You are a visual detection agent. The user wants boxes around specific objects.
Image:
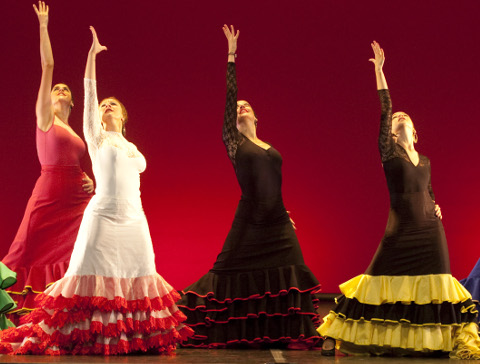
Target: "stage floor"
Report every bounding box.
[0,349,459,363]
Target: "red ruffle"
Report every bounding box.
[1,323,193,355]
[0,306,194,355]
[33,289,180,314]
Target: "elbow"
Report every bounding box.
[41,61,54,69]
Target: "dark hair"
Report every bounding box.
[100,97,128,136]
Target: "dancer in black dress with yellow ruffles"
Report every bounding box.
[177,25,321,349]
[318,41,480,359]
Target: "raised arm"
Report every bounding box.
[221,24,242,165]
[370,41,394,162]
[33,1,54,131]
[83,26,107,150]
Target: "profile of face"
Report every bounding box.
[392,111,416,142]
[99,98,124,130]
[237,100,257,127]
[51,83,73,109]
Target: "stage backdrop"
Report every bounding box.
[1,0,479,293]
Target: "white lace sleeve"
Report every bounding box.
[84,78,105,160]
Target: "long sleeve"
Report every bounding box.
[222,62,243,166]
[378,89,395,163]
[83,78,104,160]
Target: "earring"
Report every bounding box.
[413,132,418,143]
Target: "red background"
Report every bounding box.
[1,0,479,293]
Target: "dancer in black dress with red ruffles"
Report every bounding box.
[318,41,480,359]
[177,25,321,349]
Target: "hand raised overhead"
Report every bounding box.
[33,1,49,27]
[222,24,240,54]
[89,26,107,56]
[369,40,385,71]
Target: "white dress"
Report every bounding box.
[0,79,193,355]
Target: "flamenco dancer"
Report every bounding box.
[177,25,321,349]
[461,260,480,311]
[318,41,480,359]
[2,1,93,322]
[0,26,193,354]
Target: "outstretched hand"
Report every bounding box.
[223,24,239,54]
[89,26,107,56]
[369,40,385,71]
[33,1,49,27]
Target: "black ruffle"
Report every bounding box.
[177,264,321,347]
[333,295,478,326]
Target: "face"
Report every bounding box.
[392,111,415,139]
[99,98,124,129]
[237,100,256,122]
[51,84,73,106]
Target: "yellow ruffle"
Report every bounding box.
[319,311,480,357]
[340,274,473,305]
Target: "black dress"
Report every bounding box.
[177,62,321,348]
[318,89,480,359]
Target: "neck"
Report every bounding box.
[53,105,70,124]
[237,122,257,141]
[103,119,122,133]
[397,137,415,152]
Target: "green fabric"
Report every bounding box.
[0,262,17,329]
[0,315,15,330]
[0,262,16,289]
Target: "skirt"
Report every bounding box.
[2,165,91,318]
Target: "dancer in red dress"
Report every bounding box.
[2,1,93,322]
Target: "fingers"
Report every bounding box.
[33,4,39,15]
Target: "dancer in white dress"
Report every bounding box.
[0,26,193,355]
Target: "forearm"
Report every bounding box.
[375,69,388,90]
[84,50,96,80]
[39,24,54,68]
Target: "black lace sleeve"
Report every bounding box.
[378,89,396,162]
[222,62,243,166]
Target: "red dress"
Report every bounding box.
[2,123,91,320]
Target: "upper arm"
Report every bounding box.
[378,89,395,162]
[35,65,54,131]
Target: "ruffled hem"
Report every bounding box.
[319,311,480,356]
[0,324,193,355]
[181,333,321,348]
[178,265,320,347]
[5,261,69,315]
[341,274,472,305]
[181,265,321,303]
[34,274,180,314]
[0,273,194,355]
[331,295,477,326]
